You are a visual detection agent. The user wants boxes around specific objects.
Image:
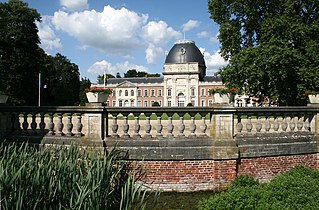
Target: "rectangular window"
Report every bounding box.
[191,88,195,96]
[168,100,171,107]
[201,89,205,96]
[168,89,171,96]
[158,100,162,106]
[144,101,148,107]
[144,89,148,97]
[151,100,154,106]
[119,100,123,107]
[191,100,195,106]
[137,101,141,107]
[112,101,116,107]
[158,89,162,97]
[138,90,141,97]
[151,89,155,97]
[201,100,205,107]
[209,100,213,106]
[131,90,134,96]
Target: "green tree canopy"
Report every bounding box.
[0,0,41,105]
[208,0,319,105]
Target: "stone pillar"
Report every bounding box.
[0,111,11,139]
[210,105,238,160]
[83,103,106,147]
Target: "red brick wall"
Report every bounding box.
[132,154,319,191]
[238,154,319,182]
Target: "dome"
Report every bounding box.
[164,40,206,68]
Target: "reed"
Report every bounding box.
[0,142,156,209]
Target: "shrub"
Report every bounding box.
[186,102,193,107]
[198,166,319,210]
[152,101,160,107]
[0,143,157,210]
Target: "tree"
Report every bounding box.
[116,72,121,78]
[208,0,319,105]
[0,0,41,105]
[97,74,115,84]
[41,53,81,106]
[79,77,91,105]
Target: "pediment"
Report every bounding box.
[116,81,137,88]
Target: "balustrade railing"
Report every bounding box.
[0,105,318,142]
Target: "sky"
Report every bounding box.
[2,0,228,82]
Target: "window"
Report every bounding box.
[191,100,195,106]
[168,89,171,96]
[158,100,162,106]
[119,100,123,107]
[144,101,148,107]
[151,100,154,106]
[151,89,155,97]
[178,100,184,107]
[201,100,205,107]
[112,101,116,107]
[191,88,195,96]
[144,89,148,97]
[125,90,128,96]
[158,89,162,97]
[131,90,134,96]
[201,89,205,96]
[113,91,116,97]
[119,90,122,96]
[131,100,134,107]
[138,90,141,97]
[168,100,171,107]
[209,100,213,106]
[137,101,141,107]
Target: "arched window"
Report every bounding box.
[119,90,122,96]
[125,90,128,96]
[131,90,134,96]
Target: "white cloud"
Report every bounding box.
[182,19,199,32]
[37,17,62,52]
[60,0,88,11]
[210,32,219,43]
[199,48,228,74]
[197,31,209,38]
[142,20,181,63]
[88,60,149,77]
[52,5,148,56]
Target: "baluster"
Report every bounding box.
[246,114,253,132]
[273,113,279,131]
[75,113,83,137]
[236,113,243,133]
[265,113,271,132]
[178,115,185,137]
[156,115,163,137]
[31,113,37,135]
[66,113,73,136]
[122,114,130,138]
[189,113,196,137]
[133,115,141,138]
[22,113,28,135]
[304,113,310,131]
[39,113,46,136]
[199,115,207,137]
[144,113,152,138]
[56,113,64,136]
[256,113,262,132]
[281,114,288,131]
[289,113,296,131]
[166,113,174,137]
[297,114,303,131]
[111,114,119,138]
[48,113,55,136]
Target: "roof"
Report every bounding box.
[107,77,164,84]
[165,40,206,68]
[202,76,221,82]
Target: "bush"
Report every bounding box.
[0,143,157,210]
[152,101,160,107]
[198,166,319,210]
[186,102,193,107]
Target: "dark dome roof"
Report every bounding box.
[165,40,206,67]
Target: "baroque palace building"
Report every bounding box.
[95,40,225,107]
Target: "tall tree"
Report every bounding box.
[208,0,319,105]
[0,0,41,105]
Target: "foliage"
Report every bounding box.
[209,87,239,96]
[0,143,157,210]
[152,101,160,107]
[79,77,91,105]
[124,69,161,78]
[85,86,113,94]
[208,0,319,105]
[198,166,319,210]
[40,53,81,106]
[97,73,115,84]
[0,0,41,105]
[186,102,193,107]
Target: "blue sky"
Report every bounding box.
[2,0,227,82]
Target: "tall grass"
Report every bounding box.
[0,143,156,209]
